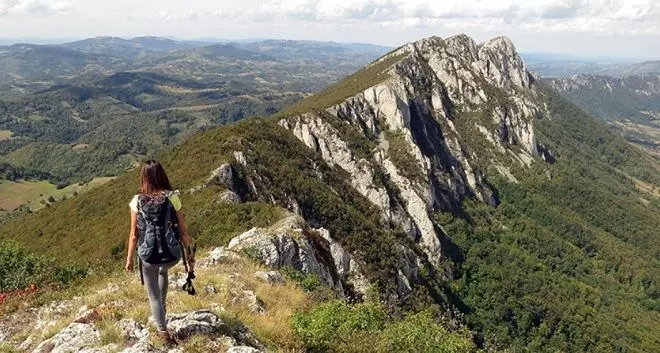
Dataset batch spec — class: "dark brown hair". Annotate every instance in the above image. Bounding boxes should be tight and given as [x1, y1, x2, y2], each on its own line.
[139, 159, 173, 194]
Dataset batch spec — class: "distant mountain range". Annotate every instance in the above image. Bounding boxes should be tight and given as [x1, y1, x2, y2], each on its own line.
[0, 37, 390, 186]
[622, 60, 660, 75]
[521, 53, 659, 77]
[0, 37, 391, 93]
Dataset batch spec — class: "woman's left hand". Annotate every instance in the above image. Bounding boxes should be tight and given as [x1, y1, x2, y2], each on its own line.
[125, 258, 134, 272]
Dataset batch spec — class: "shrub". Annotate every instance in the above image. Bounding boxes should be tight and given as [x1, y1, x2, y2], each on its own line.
[281, 266, 323, 292]
[0, 241, 87, 293]
[376, 311, 476, 353]
[292, 300, 477, 353]
[241, 246, 262, 262]
[291, 300, 386, 352]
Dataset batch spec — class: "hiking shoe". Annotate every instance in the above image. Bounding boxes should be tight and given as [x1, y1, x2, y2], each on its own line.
[154, 330, 176, 346]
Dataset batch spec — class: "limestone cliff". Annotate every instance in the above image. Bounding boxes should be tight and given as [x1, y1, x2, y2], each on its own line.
[278, 34, 547, 267]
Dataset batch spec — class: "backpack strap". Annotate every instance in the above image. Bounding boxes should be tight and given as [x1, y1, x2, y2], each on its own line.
[138, 257, 144, 286]
[136, 195, 144, 286]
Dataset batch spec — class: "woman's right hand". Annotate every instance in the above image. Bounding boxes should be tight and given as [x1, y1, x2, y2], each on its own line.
[125, 258, 134, 272]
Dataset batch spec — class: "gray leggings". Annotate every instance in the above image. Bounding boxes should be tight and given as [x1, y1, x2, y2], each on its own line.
[142, 261, 177, 331]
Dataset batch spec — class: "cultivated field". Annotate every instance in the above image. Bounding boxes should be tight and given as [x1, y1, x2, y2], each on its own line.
[0, 177, 114, 212]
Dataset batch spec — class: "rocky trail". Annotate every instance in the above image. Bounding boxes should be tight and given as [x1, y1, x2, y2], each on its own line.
[0, 214, 346, 353]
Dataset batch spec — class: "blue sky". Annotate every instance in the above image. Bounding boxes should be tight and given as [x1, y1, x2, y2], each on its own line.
[1, 0, 659, 59]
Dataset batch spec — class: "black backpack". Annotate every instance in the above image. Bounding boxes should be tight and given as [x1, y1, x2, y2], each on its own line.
[136, 192, 182, 264]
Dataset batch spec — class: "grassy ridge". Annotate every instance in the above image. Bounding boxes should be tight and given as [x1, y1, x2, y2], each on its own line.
[276, 52, 407, 118]
[0, 120, 285, 261]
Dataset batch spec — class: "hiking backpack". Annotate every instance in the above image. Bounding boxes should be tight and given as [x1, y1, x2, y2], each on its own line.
[136, 192, 182, 264]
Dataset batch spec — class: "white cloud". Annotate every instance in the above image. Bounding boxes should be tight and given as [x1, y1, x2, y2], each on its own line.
[0, 0, 658, 59]
[251, 0, 660, 35]
[0, 0, 71, 16]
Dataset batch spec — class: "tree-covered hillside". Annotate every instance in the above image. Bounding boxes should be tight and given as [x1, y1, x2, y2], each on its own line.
[439, 89, 659, 352]
[0, 38, 389, 201]
[546, 74, 660, 161]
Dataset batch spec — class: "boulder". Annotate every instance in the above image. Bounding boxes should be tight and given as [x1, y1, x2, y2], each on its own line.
[227, 216, 344, 294]
[166, 310, 222, 340]
[199, 247, 241, 267]
[118, 318, 149, 342]
[32, 322, 100, 353]
[215, 190, 241, 204]
[166, 310, 264, 350]
[254, 271, 285, 284]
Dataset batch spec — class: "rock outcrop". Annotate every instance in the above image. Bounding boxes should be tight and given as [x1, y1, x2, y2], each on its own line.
[277, 34, 546, 268]
[226, 214, 367, 296]
[32, 322, 107, 353]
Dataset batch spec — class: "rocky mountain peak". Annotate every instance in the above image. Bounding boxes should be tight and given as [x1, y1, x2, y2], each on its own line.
[393, 34, 531, 95]
[445, 33, 479, 59]
[478, 36, 530, 88]
[273, 34, 548, 275]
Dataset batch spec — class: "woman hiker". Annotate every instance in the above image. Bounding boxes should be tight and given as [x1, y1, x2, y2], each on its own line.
[125, 159, 195, 343]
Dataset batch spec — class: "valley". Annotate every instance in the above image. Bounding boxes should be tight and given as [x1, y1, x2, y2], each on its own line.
[0, 177, 113, 213]
[0, 38, 389, 215]
[546, 74, 660, 163]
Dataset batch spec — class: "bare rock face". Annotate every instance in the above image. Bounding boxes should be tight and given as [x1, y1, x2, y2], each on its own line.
[477, 36, 531, 89]
[227, 214, 370, 296]
[315, 228, 369, 294]
[190, 163, 235, 193]
[279, 34, 546, 270]
[227, 215, 342, 292]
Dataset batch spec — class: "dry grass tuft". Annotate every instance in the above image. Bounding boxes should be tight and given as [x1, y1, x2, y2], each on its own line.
[4, 249, 312, 352]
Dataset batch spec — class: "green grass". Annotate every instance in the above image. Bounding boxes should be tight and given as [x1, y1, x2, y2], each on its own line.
[276, 52, 408, 118]
[0, 177, 113, 212]
[384, 130, 426, 183]
[27, 114, 46, 122]
[0, 180, 52, 211]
